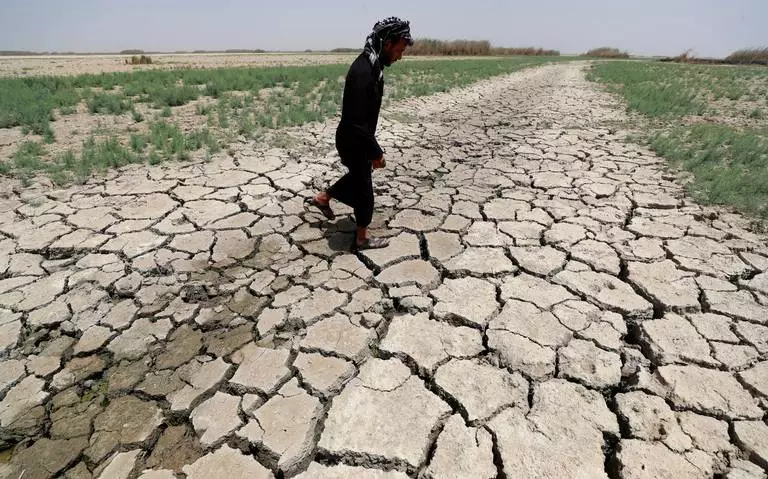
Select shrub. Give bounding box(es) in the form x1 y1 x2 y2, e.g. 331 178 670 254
725 48 768 65
585 47 630 58
126 55 153 65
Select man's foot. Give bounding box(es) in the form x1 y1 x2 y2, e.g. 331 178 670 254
304 196 335 220
352 236 389 251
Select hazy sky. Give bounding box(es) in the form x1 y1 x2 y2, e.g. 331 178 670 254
1 0 766 58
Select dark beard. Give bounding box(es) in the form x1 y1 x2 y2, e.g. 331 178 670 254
380 50 392 67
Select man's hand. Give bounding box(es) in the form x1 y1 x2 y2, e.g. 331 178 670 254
372 156 386 169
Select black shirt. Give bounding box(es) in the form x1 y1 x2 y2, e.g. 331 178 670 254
336 53 384 164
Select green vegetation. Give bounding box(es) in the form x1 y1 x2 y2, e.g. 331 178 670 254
87 92 133 114
589 61 768 218
5 120 220 185
386 56 566 102
0 55 569 185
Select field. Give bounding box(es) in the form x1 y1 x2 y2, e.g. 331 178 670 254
2 52 768 221
588 61 768 219
0 53 360 78
0 55 568 186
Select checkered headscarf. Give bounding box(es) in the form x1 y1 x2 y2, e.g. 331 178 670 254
363 17 414 75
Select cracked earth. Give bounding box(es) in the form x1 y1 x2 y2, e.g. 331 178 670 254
1 62 767 479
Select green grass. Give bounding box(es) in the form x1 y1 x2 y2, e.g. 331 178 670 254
650 125 768 216
0 55 570 185
87 92 133 114
0 56 567 135
589 60 768 218
3 121 220 183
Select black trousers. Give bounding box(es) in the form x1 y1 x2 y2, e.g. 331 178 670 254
327 160 373 228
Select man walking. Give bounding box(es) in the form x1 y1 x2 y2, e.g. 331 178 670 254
305 17 413 251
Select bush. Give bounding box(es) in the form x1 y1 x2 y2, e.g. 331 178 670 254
725 48 768 65
87 92 133 114
585 47 630 58
126 55 153 65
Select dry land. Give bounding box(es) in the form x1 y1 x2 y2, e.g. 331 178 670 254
0 57 767 479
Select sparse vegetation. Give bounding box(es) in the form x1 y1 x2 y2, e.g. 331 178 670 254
585 47 630 58
589 61 768 217
0 55 569 184
87 92 133 114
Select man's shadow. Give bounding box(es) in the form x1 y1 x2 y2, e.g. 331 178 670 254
305 214 358 253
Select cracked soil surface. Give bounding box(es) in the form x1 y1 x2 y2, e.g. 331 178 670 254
1 62 767 479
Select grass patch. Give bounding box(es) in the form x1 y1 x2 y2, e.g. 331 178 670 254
0 55 571 185
586 62 709 117
590 60 768 218
13 140 46 170
145 120 218 160
87 92 133 115
59 105 77 115
651 125 768 216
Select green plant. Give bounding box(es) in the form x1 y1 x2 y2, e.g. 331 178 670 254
130 134 147 152
650 125 768 217
160 106 172 117
589 60 768 219
59 105 77 115
13 141 46 170
196 103 212 115
87 92 133 114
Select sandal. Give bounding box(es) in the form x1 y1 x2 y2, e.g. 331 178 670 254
304 197 335 220
352 236 390 252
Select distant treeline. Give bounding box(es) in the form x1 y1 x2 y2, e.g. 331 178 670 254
0 48 269 56
1 42 562 57
409 39 559 56
333 40 559 57
583 47 630 59
661 47 768 66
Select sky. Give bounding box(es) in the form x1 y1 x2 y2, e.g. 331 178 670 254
0 0 766 58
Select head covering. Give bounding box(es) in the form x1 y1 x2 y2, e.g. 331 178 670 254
364 17 413 72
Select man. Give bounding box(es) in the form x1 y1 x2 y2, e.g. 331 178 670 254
305 17 413 251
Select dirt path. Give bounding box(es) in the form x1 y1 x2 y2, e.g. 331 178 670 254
1 62 766 479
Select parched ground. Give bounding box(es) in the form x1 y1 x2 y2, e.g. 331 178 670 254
1 62 767 479
0 53 358 77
